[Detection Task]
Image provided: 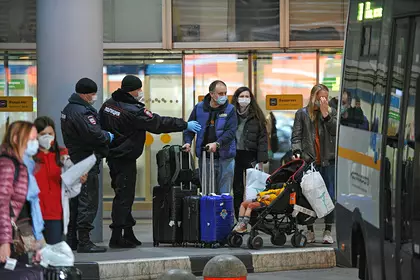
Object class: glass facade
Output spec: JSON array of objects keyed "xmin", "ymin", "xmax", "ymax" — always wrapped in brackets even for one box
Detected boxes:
[
  {"xmin": 172, "ymin": 0, "xmax": 280, "ymax": 42},
  {"xmin": 0, "ymin": 0, "xmax": 347, "ymax": 212}
]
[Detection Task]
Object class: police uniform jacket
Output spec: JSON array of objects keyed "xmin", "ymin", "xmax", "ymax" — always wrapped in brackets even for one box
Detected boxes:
[
  {"xmin": 99, "ymin": 89, "xmax": 188, "ymax": 161},
  {"xmin": 61, "ymin": 93, "xmax": 111, "ymax": 164}
]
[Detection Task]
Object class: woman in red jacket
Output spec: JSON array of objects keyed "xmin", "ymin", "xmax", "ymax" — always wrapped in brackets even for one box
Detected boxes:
[
  {"xmin": 34, "ymin": 116, "xmax": 87, "ymax": 245},
  {"xmin": 0, "ymin": 121, "xmax": 38, "ymax": 263}
]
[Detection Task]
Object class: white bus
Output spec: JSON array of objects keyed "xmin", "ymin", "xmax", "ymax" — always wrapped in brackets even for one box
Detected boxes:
[{"xmin": 335, "ymin": 0, "xmax": 419, "ymax": 280}]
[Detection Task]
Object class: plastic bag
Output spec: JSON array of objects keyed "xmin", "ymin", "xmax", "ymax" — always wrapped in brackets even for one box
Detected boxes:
[
  {"xmin": 300, "ymin": 164, "xmax": 334, "ymax": 218},
  {"xmin": 245, "ymin": 166, "xmax": 270, "ymax": 200},
  {"xmin": 40, "ymin": 241, "xmax": 74, "ymax": 267}
]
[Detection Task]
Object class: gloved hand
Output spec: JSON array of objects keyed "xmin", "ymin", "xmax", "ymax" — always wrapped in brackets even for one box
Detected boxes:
[
  {"xmin": 186, "ymin": 121, "xmax": 201, "ymax": 133},
  {"xmin": 107, "ymin": 132, "xmax": 114, "ymax": 143}
]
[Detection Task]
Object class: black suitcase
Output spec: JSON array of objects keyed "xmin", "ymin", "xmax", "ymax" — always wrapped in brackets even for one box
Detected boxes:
[
  {"xmin": 153, "ymin": 185, "xmax": 195, "ymax": 246},
  {"xmin": 182, "ymin": 195, "xmax": 201, "ymax": 246},
  {"xmin": 43, "ymin": 266, "xmax": 82, "ymax": 280}
]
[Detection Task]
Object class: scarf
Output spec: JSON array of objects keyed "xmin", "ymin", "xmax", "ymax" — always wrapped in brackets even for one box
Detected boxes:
[{"xmin": 23, "ymin": 154, "xmax": 45, "ymax": 241}]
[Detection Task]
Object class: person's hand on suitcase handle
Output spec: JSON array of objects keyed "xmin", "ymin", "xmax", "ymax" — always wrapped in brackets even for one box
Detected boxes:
[
  {"xmin": 205, "ymin": 142, "xmax": 219, "ymax": 153},
  {"xmin": 182, "ymin": 143, "xmax": 191, "ymax": 152}
]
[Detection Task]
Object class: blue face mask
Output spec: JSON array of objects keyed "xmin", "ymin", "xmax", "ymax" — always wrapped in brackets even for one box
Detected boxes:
[
  {"xmin": 25, "ymin": 139, "xmax": 39, "ymax": 156},
  {"xmin": 217, "ymin": 96, "xmax": 227, "ymax": 105}
]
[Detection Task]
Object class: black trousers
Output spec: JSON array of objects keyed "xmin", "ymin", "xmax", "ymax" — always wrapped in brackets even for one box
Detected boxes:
[
  {"xmin": 67, "ymin": 164, "xmax": 100, "ymax": 242},
  {"xmin": 44, "ymin": 220, "xmax": 63, "ymax": 245},
  {"xmin": 108, "ymin": 159, "xmax": 137, "ymax": 230},
  {"xmin": 233, "ymin": 150, "xmax": 257, "ymax": 219}
]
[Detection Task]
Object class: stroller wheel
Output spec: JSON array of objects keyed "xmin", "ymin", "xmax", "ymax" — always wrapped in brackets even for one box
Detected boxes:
[
  {"xmin": 292, "ymin": 233, "xmax": 307, "ymax": 248},
  {"xmin": 250, "ymin": 236, "xmax": 263, "ymax": 250},
  {"xmin": 271, "ymin": 232, "xmax": 287, "ymax": 246},
  {"xmin": 229, "ymin": 234, "xmax": 243, "ymax": 248}
]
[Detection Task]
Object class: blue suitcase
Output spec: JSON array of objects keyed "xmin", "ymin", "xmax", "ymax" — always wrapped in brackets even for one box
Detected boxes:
[{"xmin": 199, "ymin": 150, "xmax": 234, "ymax": 247}]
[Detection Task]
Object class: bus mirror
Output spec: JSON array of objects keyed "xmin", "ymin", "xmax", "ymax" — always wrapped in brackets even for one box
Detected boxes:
[{"xmin": 416, "ymin": 77, "xmax": 420, "ymax": 141}]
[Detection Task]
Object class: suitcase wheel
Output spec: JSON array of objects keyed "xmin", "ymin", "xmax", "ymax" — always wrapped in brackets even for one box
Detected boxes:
[{"xmin": 153, "ymin": 242, "xmax": 159, "ymax": 247}]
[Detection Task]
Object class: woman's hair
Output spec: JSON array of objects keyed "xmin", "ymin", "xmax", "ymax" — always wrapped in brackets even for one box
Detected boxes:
[
  {"xmin": 34, "ymin": 116, "xmax": 63, "ymax": 167},
  {"xmin": 307, "ymin": 84, "xmax": 329, "ymax": 122},
  {"xmin": 231, "ymin": 86, "xmax": 266, "ymax": 126},
  {"xmin": 2, "ymin": 121, "xmax": 34, "ymax": 159}
]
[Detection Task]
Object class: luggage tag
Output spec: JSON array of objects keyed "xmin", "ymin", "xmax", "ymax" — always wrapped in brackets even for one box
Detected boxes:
[{"xmin": 4, "ymin": 258, "xmax": 17, "ymax": 271}]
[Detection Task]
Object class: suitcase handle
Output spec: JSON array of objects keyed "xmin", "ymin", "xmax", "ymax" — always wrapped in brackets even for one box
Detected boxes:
[
  {"xmin": 201, "ymin": 148, "xmax": 215, "ymax": 195},
  {"xmin": 180, "ymin": 148, "xmax": 193, "ymax": 190}
]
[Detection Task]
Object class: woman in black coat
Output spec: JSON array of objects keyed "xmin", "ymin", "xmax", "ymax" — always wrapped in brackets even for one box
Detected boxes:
[{"xmin": 231, "ymin": 87, "xmax": 269, "ymax": 220}]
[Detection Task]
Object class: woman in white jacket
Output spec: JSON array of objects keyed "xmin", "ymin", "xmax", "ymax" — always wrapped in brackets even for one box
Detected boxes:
[{"xmin": 34, "ymin": 116, "xmax": 87, "ymax": 245}]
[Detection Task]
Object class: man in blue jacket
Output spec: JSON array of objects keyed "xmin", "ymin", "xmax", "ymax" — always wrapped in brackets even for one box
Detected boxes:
[{"xmin": 183, "ymin": 80, "xmax": 237, "ymax": 194}]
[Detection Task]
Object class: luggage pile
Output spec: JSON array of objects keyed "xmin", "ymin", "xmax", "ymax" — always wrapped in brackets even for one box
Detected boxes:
[{"xmin": 153, "ymin": 145, "xmax": 234, "ymax": 248}]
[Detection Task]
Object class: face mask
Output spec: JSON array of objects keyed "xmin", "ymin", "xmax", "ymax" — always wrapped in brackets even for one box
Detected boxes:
[
  {"xmin": 89, "ymin": 94, "xmax": 98, "ymax": 105},
  {"xmin": 238, "ymin": 97, "xmax": 250, "ymax": 107},
  {"xmin": 314, "ymin": 100, "xmax": 320, "ymax": 107},
  {"xmin": 25, "ymin": 139, "xmax": 39, "ymax": 156},
  {"xmin": 38, "ymin": 134, "xmax": 54, "ymax": 150},
  {"xmin": 135, "ymin": 92, "xmax": 144, "ymax": 102},
  {"xmin": 217, "ymin": 96, "xmax": 227, "ymax": 105}
]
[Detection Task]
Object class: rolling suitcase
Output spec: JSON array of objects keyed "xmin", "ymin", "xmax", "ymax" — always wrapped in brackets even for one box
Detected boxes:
[
  {"xmin": 153, "ymin": 149, "xmax": 195, "ymax": 247},
  {"xmin": 182, "ymin": 194, "xmax": 201, "ymax": 247},
  {"xmin": 199, "ymin": 149, "xmax": 234, "ymax": 247}
]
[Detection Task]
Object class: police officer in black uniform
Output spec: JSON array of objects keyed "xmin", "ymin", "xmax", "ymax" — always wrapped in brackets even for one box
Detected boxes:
[
  {"xmin": 61, "ymin": 78, "xmax": 114, "ymax": 253},
  {"xmin": 99, "ymin": 75, "xmax": 201, "ymax": 248}
]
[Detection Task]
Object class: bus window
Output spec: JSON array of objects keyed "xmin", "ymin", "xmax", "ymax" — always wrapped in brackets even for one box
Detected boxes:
[
  {"xmin": 401, "ymin": 17, "xmax": 419, "ymax": 244},
  {"xmin": 384, "ymin": 18, "xmax": 410, "ymax": 242}
]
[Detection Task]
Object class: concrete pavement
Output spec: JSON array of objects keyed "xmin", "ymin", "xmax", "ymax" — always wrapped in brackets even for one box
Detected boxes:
[{"xmin": 74, "ymin": 220, "xmax": 338, "ymax": 280}]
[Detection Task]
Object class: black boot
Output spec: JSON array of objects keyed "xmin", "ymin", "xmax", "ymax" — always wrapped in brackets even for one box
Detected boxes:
[
  {"xmin": 77, "ymin": 231, "xmax": 107, "ymax": 253},
  {"xmin": 109, "ymin": 228, "xmax": 136, "ymax": 249},
  {"xmin": 123, "ymin": 227, "xmax": 142, "ymax": 246}
]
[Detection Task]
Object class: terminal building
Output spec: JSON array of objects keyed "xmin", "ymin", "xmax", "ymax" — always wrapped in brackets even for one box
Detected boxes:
[{"xmin": 0, "ymin": 0, "xmax": 346, "ymax": 236}]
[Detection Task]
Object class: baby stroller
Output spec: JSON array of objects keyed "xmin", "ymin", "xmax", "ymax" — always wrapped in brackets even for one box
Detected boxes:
[{"xmin": 227, "ymin": 159, "xmax": 317, "ymax": 250}]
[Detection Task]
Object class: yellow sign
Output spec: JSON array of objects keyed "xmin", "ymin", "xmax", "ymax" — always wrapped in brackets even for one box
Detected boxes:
[
  {"xmin": 197, "ymin": 95, "xmax": 233, "ymax": 103},
  {"xmin": 0, "ymin": 96, "xmax": 33, "ymax": 112},
  {"xmin": 160, "ymin": 134, "xmax": 172, "ymax": 144},
  {"xmin": 145, "ymin": 132, "xmax": 154, "ymax": 146},
  {"xmin": 265, "ymin": 94, "xmax": 303, "ymax": 110}
]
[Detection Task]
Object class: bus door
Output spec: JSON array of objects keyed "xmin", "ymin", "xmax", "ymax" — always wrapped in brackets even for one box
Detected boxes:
[{"xmin": 383, "ymin": 16, "xmax": 419, "ymax": 280}]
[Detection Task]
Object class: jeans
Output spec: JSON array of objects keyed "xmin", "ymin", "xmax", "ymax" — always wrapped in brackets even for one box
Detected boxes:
[
  {"xmin": 199, "ymin": 157, "xmax": 235, "ymax": 194},
  {"xmin": 318, "ymin": 164, "xmax": 335, "ymax": 225}
]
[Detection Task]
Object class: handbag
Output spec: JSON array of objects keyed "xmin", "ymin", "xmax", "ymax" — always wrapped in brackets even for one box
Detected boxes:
[{"xmin": 10, "ymin": 203, "xmax": 36, "ymax": 256}]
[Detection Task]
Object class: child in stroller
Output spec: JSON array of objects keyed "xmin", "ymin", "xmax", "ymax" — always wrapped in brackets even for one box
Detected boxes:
[
  {"xmin": 227, "ymin": 159, "xmax": 317, "ymax": 250},
  {"xmin": 233, "ymin": 188, "xmax": 285, "ymax": 233}
]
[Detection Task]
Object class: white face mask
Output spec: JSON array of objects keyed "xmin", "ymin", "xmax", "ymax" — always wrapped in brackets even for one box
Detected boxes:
[
  {"xmin": 25, "ymin": 139, "xmax": 39, "ymax": 156},
  {"xmin": 38, "ymin": 134, "xmax": 55, "ymax": 150},
  {"xmin": 89, "ymin": 94, "xmax": 98, "ymax": 105},
  {"xmin": 238, "ymin": 97, "xmax": 250, "ymax": 107},
  {"xmin": 135, "ymin": 91, "xmax": 144, "ymax": 102}
]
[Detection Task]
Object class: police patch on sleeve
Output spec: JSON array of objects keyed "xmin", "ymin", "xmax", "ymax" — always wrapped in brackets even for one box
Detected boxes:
[
  {"xmin": 144, "ymin": 109, "xmax": 153, "ymax": 118},
  {"xmin": 87, "ymin": 115, "xmax": 97, "ymax": 125}
]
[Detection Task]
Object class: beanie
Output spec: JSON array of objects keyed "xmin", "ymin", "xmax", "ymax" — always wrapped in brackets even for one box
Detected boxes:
[
  {"xmin": 121, "ymin": 75, "xmax": 142, "ymax": 92},
  {"xmin": 75, "ymin": 78, "xmax": 98, "ymax": 94}
]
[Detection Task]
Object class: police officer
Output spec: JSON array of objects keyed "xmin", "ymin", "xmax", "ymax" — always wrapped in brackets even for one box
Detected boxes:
[
  {"xmin": 99, "ymin": 75, "xmax": 201, "ymax": 248},
  {"xmin": 61, "ymin": 77, "xmax": 114, "ymax": 253}
]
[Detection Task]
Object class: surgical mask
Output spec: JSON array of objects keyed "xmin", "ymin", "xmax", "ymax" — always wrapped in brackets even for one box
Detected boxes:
[
  {"xmin": 25, "ymin": 139, "xmax": 39, "ymax": 156},
  {"xmin": 217, "ymin": 96, "xmax": 227, "ymax": 105},
  {"xmin": 89, "ymin": 95, "xmax": 98, "ymax": 105},
  {"xmin": 135, "ymin": 91, "xmax": 144, "ymax": 102},
  {"xmin": 238, "ymin": 97, "xmax": 250, "ymax": 107},
  {"xmin": 314, "ymin": 99, "xmax": 320, "ymax": 107},
  {"xmin": 38, "ymin": 134, "xmax": 55, "ymax": 150}
]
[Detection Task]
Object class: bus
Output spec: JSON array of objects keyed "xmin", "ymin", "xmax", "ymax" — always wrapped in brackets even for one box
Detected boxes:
[{"xmin": 335, "ymin": 0, "xmax": 420, "ymax": 280}]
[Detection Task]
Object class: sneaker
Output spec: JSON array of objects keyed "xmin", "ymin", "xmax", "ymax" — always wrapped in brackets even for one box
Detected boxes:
[
  {"xmin": 322, "ymin": 230, "xmax": 334, "ymax": 244},
  {"xmin": 233, "ymin": 222, "xmax": 247, "ymax": 233},
  {"xmin": 305, "ymin": 231, "xmax": 316, "ymax": 243}
]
